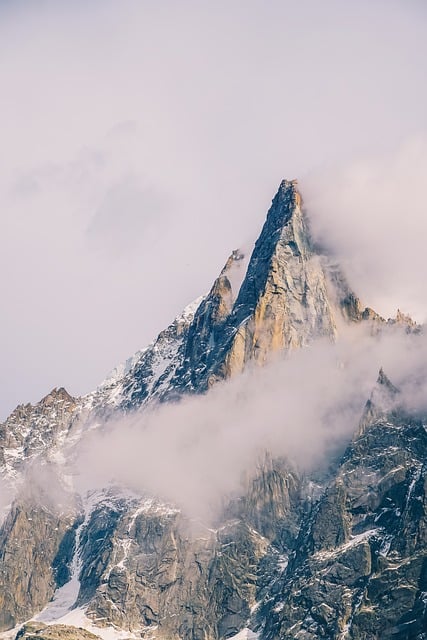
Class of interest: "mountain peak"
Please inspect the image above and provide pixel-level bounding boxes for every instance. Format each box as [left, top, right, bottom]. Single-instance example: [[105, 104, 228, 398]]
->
[[41, 387, 75, 406], [377, 367, 399, 393], [277, 178, 301, 210], [89, 180, 410, 408], [1, 178, 426, 639], [258, 178, 303, 244], [168, 179, 337, 392], [278, 177, 299, 193], [357, 368, 400, 436]]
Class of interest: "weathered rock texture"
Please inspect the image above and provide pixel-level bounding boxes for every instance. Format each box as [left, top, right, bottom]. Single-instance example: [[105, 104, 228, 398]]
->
[[170, 180, 339, 393], [258, 372, 427, 639], [0, 497, 75, 630], [0, 180, 424, 640], [0, 388, 78, 479], [83, 501, 269, 640], [16, 622, 101, 640]]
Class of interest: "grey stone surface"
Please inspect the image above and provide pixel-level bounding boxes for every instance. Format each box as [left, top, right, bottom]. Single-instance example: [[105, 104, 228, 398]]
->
[[0, 180, 424, 640]]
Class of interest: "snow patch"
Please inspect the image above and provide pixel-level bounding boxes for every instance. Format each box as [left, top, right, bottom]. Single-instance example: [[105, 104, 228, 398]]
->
[[35, 490, 105, 623], [227, 628, 259, 640], [180, 295, 205, 322], [37, 607, 139, 640], [314, 529, 379, 562]]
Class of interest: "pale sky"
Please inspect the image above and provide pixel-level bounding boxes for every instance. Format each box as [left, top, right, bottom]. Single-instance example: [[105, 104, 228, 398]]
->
[[0, 0, 426, 418]]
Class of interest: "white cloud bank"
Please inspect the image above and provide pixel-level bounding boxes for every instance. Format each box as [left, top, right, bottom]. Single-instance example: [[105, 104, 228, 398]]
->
[[74, 323, 427, 521]]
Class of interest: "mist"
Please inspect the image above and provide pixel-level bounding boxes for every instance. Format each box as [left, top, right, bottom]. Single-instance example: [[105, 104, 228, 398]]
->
[[1, 1, 426, 419], [73, 323, 427, 521], [303, 136, 427, 322]]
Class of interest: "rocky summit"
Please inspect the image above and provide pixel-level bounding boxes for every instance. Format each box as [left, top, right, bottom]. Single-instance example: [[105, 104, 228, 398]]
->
[[0, 180, 425, 640]]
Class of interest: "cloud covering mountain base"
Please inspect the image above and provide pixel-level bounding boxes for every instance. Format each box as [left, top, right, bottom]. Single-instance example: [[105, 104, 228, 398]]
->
[[73, 323, 427, 521]]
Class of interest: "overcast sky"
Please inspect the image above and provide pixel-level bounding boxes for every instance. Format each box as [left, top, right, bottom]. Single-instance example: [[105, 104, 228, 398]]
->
[[0, 0, 426, 419]]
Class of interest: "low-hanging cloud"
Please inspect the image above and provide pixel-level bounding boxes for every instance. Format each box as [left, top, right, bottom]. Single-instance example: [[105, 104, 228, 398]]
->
[[73, 323, 427, 522]]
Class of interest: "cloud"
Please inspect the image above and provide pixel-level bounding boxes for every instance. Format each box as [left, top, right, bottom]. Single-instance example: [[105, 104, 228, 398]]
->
[[86, 177, 167, 258], [0, 478, 14, 525], [0, 0, 426, 419], [303, 136, 427, 322], [73, 323, 427, 522]]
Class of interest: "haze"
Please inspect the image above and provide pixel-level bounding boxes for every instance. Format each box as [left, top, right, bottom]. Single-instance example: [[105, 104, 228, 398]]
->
[[1, 0, 426, 418]]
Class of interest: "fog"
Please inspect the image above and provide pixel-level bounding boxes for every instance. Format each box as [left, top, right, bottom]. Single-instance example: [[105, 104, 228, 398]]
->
[[0, 1, 426, 419]]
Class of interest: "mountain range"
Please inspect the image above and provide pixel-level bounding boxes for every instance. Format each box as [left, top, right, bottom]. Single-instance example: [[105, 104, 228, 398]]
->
[[0, 179, 425, 640]]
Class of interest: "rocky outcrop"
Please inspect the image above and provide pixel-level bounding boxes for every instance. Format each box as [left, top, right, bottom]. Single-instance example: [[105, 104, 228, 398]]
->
[[217, 181, 336, 375], [173, 249, 247, 393], [228, 455, 301, 547], [325, 264, 419, 334], [15, 622, 101, 640], [0, 179, 424, 640], [68, 467, 295, 640], [258, 372, 427, 639], [0, 388, 78, 480], [85, 297, 204, 415], [0, 458, 300, 640], [84, 512, 267, 640], [0, 496, 76, 630], [170, 180, 339, 393]]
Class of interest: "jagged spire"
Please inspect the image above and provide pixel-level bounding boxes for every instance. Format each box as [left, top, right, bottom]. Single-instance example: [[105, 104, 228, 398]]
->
[[101, 180, 417, 406], [170, 179, 338, 392], [276, 178, 301, 205], [377, 367, 399, 395], [232, 178, 310, 319], [357, 368, 400, 436]]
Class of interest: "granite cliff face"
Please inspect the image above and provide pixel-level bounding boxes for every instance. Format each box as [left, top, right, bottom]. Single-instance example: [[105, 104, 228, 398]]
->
[[0, 387, 78, 480], [169, 180, 338, 393], [257, 371, 427, 639], [0, 180, 425, 640], [0, 491, 77, 630]]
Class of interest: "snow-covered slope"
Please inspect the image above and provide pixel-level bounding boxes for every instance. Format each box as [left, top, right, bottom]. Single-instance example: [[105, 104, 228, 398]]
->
[[0, 387, 78, 481], [0, 298, 204, 485], [84, 295, 204, 414]]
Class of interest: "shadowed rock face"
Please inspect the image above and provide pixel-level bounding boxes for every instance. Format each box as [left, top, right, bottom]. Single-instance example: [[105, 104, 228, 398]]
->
[[41, 462, 298, 640], [258, 374, 427, 640], [0, 498, 75, 630], [169, 180, 339, 394], [82, 505, 270, 640], [0, 180, 424, 640]]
